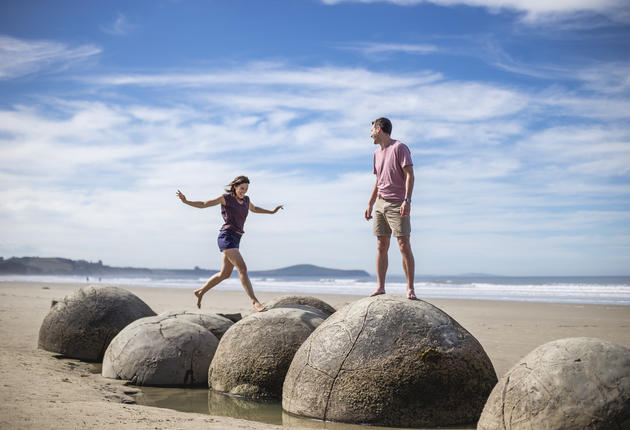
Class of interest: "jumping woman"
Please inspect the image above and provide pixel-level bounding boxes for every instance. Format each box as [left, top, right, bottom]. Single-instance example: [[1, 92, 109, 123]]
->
[[176, 175, 283, 312]]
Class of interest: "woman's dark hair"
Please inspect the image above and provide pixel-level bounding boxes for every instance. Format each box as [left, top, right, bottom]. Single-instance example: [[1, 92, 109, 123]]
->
[[372, 117, 392, 135], [225, 175, 250, 195]]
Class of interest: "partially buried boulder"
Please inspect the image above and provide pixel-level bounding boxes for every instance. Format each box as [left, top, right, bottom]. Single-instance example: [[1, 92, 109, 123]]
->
[[209, 306, 327, 400], [282, 295, 498, 428], [265, 295, 336, 316], [478, 337, 630, 430], [102, 314, 219, 386], [38, 285, 155, 361], [158, 309, 234, 339]]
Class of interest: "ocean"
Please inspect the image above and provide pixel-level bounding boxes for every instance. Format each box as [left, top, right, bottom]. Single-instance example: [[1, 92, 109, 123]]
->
[[3, 274, 630, 305]]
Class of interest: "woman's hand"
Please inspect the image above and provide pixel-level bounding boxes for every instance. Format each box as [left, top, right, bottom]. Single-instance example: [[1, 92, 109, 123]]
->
[[176, 190, 187, 203], [273, 205, 284, 214]]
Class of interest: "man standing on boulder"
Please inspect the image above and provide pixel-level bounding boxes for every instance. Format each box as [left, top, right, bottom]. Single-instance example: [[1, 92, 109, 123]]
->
[[364, 117, 416, 300]]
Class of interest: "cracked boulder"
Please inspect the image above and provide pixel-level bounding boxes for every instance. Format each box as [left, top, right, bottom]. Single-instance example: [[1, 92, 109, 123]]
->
[[102, 314, 219, 386], [209, 306, 327, 400], [157, 309, 234, 339], [38, 285, 156, 361], [265, 295, 336, 316], [478, 337, 630, 430], [282, 295, 497, 428]]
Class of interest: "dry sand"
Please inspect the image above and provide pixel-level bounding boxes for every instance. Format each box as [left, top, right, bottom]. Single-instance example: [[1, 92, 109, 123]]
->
[[1, 281, 629, 429]]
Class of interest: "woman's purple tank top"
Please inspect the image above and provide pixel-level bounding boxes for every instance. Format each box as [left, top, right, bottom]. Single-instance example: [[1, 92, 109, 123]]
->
[[220, 193, 249, 234]]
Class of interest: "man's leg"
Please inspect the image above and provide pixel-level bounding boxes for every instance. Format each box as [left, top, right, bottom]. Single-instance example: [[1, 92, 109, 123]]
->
[[397, 235, 416, 299], [371, 235, 390, 296]]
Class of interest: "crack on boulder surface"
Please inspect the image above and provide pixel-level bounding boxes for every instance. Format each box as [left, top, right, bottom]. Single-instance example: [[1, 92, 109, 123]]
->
[[323, 300, 374, 421], [500, 374, 511, 430]]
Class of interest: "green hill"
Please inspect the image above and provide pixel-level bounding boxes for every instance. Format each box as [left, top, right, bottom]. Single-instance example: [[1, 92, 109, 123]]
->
[[0, 257, 369, 278]]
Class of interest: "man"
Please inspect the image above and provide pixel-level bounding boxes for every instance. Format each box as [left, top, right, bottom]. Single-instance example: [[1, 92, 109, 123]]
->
[[364, 117, 416, 300]]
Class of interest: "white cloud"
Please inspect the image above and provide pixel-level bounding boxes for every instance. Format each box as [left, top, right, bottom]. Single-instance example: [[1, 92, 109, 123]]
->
[[2, 60, 630, 274], [86, 63, 443, 91], [100, 13, 136, 36], [576, 62, 630, 94], [320, 0, 630, 25], [517, 126, 630, 178], [339, 42, 439, 57], [0, 35, 101, 80]]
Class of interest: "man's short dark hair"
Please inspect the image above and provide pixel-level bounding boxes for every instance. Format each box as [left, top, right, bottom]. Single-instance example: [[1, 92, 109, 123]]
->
[[372, 117, 392, 135]]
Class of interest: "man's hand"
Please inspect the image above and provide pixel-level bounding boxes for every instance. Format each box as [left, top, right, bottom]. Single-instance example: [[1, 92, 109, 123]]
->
[[364, 204, 373, 220], [400, 201, 411, 217]]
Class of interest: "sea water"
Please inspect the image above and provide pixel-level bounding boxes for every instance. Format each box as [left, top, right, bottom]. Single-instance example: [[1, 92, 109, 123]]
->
[[133, 387, 474, 430], [4, 273, 630, 305]]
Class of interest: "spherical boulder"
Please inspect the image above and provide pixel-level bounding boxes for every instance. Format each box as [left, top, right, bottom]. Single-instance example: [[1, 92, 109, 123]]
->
[[265, 295, 336, 316], [102, 314, 219, 386], [209, 306, 327, 400], [158, 310, 234, 339], [282, 295, 497, 428], [38, 285, 155, 361], [478, 337, 630, 430]]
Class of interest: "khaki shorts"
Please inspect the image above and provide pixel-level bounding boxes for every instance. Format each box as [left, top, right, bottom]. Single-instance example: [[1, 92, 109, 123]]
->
[[373, 197, 411, 237]]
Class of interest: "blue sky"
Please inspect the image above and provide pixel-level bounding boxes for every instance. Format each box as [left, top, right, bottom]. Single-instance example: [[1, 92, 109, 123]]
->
[[1, 0, 629, 276]]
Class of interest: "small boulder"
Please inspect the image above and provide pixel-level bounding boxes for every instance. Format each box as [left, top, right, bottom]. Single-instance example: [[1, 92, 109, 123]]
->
[[282, 295, 497, 428], [158, 310, 233, 339], [38, 285, 155, 361], [102, 314, 218, 386], [265, 295, 336, 316], [478, 337, 630, 430], [209, 306, 327, 400]]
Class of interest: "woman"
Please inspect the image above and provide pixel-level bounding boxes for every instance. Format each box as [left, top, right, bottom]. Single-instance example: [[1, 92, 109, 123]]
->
[[176, 175, 283, 312]]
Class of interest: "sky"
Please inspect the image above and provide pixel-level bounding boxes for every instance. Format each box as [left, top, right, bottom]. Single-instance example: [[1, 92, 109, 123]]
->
[[1, 0, 629, 276]]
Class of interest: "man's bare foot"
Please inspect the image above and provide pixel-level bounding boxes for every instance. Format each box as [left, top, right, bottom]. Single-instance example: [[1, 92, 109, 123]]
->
[[253, 302, 266, 312], [194, 289, 204, 309], [407, 290, 418, 300], [370, 289, 386, 297]]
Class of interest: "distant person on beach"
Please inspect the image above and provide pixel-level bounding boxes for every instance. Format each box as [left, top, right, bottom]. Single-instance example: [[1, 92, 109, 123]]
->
[[176, 175, 283, 312], [364, 117, 416, 300]]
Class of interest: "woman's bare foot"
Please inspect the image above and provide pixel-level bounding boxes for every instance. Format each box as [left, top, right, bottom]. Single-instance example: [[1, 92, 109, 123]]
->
[[370, 289, 386, 297], [253, 301, 266, 312], [194, 289, 204, 308], [407, 290, 418, 300]]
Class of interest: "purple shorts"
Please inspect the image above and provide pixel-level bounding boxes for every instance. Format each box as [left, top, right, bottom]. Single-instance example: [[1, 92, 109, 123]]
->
[[217, 229, 242, 251]]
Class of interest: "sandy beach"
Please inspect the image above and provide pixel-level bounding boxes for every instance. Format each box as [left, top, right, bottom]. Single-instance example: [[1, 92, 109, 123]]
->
[[1, 281, 629, 429]]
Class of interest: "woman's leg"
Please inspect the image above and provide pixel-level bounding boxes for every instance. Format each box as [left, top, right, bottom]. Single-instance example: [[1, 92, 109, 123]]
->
[[223, 248, 265, 312], [194, 252, 234, 308]]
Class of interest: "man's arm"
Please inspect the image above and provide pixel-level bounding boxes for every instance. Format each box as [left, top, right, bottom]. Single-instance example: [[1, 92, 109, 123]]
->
[[365, 180, 378, 220], [400, 165, 414, 217]]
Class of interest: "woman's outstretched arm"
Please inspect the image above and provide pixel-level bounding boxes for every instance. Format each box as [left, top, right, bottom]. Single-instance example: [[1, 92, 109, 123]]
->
[[177, 190, 225, 208], [249, 201, 284, 214]]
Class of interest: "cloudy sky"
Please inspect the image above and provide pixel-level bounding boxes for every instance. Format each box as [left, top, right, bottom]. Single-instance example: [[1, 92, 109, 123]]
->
[[1, 0, 629, 276]]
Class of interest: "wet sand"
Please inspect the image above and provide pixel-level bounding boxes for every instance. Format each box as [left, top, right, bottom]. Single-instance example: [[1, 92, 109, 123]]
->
[[1, 281, 629, 429]]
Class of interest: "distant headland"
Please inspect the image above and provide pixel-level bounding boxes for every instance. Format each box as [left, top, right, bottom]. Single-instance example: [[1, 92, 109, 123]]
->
[[0, 257, 370, 278]]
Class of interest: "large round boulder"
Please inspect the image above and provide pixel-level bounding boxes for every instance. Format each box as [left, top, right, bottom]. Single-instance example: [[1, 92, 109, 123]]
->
[[209, 306, 327, 400], [158, 310, 234, 339], [282, 295, 497, 428], [102, 314, 219, 386], [478, 337, 630, 430], [265, 295, 336, 316], [38, 285, 155, 361]]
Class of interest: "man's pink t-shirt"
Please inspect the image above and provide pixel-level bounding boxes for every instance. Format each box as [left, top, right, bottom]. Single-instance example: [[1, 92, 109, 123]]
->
[[373, 140, 413, 201]]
